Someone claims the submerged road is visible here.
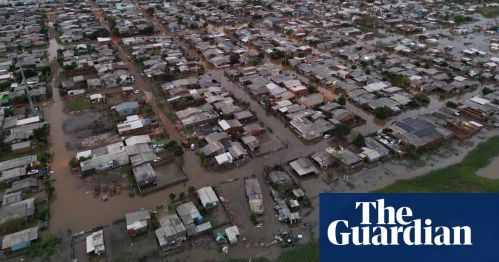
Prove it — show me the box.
[45,3,325,234]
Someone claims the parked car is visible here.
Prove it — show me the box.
[27,169,39,175]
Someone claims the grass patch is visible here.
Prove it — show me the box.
[278,243,319,262]
[66,98,89,112]
[27,235,61,261]
[378,135,499,192]
[477,6,499,18]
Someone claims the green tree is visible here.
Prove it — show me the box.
[408,94,430,108]
[33,124,50,145]
[337,95,346,106]
[374,106,393,120]
[482,87,493,95]
[229,53,240,65]
[353,134,365,147]
[332,124,351,139]
[169,193,176,201]
[446,101,458,109]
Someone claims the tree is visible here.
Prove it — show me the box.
[482,87,493,95]
[179,192,186,200]
[385,72,411,89]
[33,124,50,145]
[353,134,365,147]
[307,85,317,94]
[446,101,458,109]
[169,193,176,201]
[337,96,346,106]
[146,7,155,16]
[229,53,240,65]
[332,124,351,139]
[374,106,393,120]
[408,94,430,108]
[188,186,196,194]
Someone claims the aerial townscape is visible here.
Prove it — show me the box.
[0,0,498,261]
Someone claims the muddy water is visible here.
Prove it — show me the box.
[44,19,189,234]
[476,156,499,179]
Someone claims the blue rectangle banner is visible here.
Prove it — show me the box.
[320,193,499,262]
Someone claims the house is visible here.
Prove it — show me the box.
[388,117,453,149]
[0,167,28,184]
[126,210,151,237]
[6,178,38,194]
[290,117,333,140]
[155,214,187,251]
[1,226,38,253]
[132,163,157,193]
[2,192,22,206]
[289,158,319,176]
[311,150,333,169]
[0,155,37,173]
[11,141,31,154]
[234,110,256,124]
[243,123,266,137]
[245,178,264,215]
[86,230,105,256]
[201,141,225,156]
[197,187,219,209]
[267,171,294,189]
[241,135,259,152]
[112,101,140,117]
[224,225,240,244]
[0,198,35,226]
[176,202,212,237]
[218,119,243,134]
[329,148,364,171]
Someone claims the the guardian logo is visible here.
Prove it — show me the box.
[327,199,472,246]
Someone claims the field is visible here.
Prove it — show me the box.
[477,6,499,18]
[379,135,499,192]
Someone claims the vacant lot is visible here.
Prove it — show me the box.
[63,111,116,150]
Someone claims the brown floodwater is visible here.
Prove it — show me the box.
[45,18,190,234]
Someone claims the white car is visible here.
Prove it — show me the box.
[190,144,196,150]
[323,134,331,139]
[153,157,161,163]
[133,89,140,94]
[27,169,39,175]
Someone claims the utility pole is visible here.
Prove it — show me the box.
[18,57,37,116]
[18,3,37,116]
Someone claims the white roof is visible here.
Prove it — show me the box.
[16,116,40,126]
[197,187,219,207]
[215,152,233,165]
[125,135,151,146]
[126,220,147,231]
[97,37,111,42]
[470,96,490,105]
[90,94,103,100]
[76,150,92,160]
[218,120,231,131]
[86,230,105,255]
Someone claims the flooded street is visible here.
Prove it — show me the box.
[45,16,190,234]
